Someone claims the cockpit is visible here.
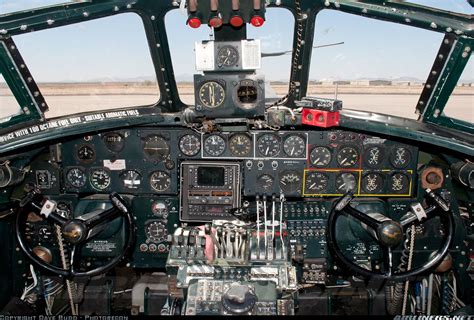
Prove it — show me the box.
[0,0,473,317]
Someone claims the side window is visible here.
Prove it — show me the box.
[0,73,22,122]
[309,10,444,119]
[12,13,159,118]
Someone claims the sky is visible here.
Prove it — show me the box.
[0,0,472,82]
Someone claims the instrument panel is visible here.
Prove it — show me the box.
[58,128,417,200]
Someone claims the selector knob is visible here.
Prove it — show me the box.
[221,283,257,314]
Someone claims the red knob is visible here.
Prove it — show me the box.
[250,15,265,27]
[209,16,223,28]
[188,17,202,28]
[230,15,244,27]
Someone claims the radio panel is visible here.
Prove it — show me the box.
[180,161,241,222]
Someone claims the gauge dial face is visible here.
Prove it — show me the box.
[150,171,171,192]
[257,134,281,157]
[337,146,359,167]
[362,172,384,194]
[199,81,225,108]
[66,168,86,188]
[229,134,252,157]
[103,133,125,152]
[120,170,141,189]
[179,134,201,156]
[203,135,226,156]
[390,172,410,194]
[237,85,258,104]
[256,174,274,191]
[151,201,168,218]
[143,135,170,161]
[364,146,384,167]
[390,147,411,169]
[76,144,95,163]
[89,169,111,191]
[217,45,239,67]
[336,172,358,194]
[283,135,306,158]
[310,146,332,167]
[304,172,329,193]
[145,221,167,243]
[279,170,302,194]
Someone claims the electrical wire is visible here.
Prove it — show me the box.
[20,264,38,300]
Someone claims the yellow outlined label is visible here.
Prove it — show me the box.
[302,169,413,197]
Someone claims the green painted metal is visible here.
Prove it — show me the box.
[421,37,473,133]
[0,40,44,127]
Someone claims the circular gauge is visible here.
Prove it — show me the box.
[103,132,125,153]
[310,146,332,167]
[143,135,170,161]
[217,45,239,67]
[89,168,111,191]
[257,134,281,157]
[229,133,252,157]
[336,172,358,194]
[179,134,201,156]
[151,201,168,218]
[364,146,384,167]
[304,171,329,194]
[66,168,86,188]
[279,170,302,194]
[203,135,226,157]
[145,221,167,243]
[390,147,411,169]
[198,81,225,108]
[337,146,359,167]
[283,135,306,158]
[257,174,274,191]
[390,172,410,194]
[120,170,141,189]
[362,172,384,194]
[76,144,95,163]
[150,171,171,192]
[237,85,258,104]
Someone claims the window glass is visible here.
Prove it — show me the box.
[309,10,444,119]
[12,13,159,118]
[0,74,23,122]
[0,0,90,15]
[247,8,294,99]
[166,8,294,104]
[443,56,474,123]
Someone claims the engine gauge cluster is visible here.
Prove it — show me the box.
[303,169,412,196]
[200,131,308,160]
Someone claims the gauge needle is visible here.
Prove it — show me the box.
[341,158,347,164]
[309,183,317,189]
[291,147,295,155]
[265,146,270,155]
[315,157,320,163]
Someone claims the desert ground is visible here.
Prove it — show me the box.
[1,82,472,122]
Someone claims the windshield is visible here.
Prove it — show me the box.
[0,0,472,132]
[309,9,445,120]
